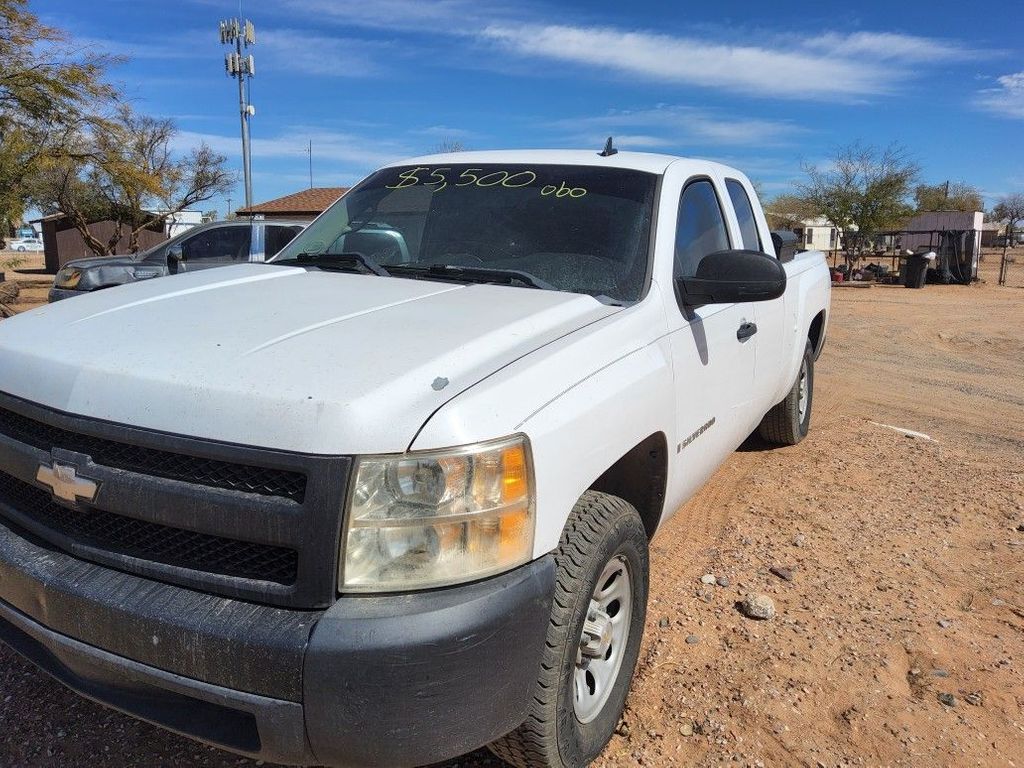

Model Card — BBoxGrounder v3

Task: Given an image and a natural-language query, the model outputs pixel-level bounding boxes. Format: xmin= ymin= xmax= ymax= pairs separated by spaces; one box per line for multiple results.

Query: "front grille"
xmin=0 ymin=406 xmax=306 ymax=502
xmin=0 ymin=470 xmax=298 ymax=585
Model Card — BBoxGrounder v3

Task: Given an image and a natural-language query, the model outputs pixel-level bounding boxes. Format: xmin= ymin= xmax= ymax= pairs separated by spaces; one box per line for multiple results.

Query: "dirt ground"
xmin=0 ymin=256 xmax=1022 ymax=767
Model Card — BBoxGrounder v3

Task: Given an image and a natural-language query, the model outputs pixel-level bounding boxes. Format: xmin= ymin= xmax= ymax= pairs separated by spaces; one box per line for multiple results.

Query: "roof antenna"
xmin=599 ymin=136 xmax=618 ymax=157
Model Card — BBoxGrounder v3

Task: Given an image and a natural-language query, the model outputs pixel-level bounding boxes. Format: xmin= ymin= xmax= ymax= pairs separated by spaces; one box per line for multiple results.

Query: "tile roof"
xmin=235 ymin=187 xmax=348 ymax=215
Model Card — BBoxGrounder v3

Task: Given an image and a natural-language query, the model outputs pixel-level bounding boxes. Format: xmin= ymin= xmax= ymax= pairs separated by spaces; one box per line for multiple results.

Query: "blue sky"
xmin=36 ymin=0 xmax=1024 ymax=215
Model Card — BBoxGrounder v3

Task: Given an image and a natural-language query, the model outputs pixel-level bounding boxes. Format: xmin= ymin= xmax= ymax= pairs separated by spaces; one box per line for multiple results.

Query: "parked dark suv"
xmin=49 ymin=219 xmax=304 ymax=302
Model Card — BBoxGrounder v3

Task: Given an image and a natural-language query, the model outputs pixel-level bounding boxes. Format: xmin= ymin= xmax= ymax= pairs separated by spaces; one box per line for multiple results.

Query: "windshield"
xmin=272 ymin=164 xmax=657 ymax=303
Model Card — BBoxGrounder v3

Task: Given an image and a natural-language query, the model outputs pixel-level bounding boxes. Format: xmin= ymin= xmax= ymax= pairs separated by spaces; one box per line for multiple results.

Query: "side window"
xmin=674 ymin=179 xmax=730 ymax=279
xmin=181 ymin=226 xmax=251 ymax=261
xmin=725 ymin=179 xmax=763 ymax=252
xmin=265 ymin=225 xmax=301 ymax=258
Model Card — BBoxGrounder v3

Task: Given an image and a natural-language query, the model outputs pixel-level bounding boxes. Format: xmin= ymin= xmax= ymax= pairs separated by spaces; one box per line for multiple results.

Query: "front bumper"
xmin=0 ymin=516 xmax=555 ymax=767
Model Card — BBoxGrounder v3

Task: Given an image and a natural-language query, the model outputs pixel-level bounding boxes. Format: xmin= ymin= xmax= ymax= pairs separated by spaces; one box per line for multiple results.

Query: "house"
xmin=32 ymin=214 xmax=167 ymax=272
xmin=161 ymin=210 xmax=204 ymax=238
xmin=792 ymin=217 xmax=843 ymax=252
xmin=234 ymin=187 xmax=348 ymax=222
xmin=981 ymin=221 xmax=1004 ymax=247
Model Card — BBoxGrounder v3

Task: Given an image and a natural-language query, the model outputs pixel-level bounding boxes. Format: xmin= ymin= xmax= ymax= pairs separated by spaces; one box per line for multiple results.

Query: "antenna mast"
xmin=219 ymin=18 xmax=256 ymax=209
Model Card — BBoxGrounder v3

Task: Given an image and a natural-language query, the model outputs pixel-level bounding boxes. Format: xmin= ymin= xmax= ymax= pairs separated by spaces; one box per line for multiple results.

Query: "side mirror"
xmin=676 ymin=249 xmax=787 ymax=305
xmin=167 ymin=244 xmax=185 ymax=262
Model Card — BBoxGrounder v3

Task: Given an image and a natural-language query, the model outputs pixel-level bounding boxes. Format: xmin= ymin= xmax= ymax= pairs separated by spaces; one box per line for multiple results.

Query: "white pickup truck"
xmin=0 ymin=149 xmax=829 ymax=768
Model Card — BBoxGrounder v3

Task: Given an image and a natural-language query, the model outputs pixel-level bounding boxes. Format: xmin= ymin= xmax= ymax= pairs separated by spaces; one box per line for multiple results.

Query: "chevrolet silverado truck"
xmin=0 ymin=149 xmax=829 ymax=768
xmin=48 ymin=218 xmax=305 ymax=302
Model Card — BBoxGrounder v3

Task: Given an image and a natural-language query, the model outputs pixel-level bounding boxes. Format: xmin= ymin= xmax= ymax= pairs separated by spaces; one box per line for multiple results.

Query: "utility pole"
xmin=226 ymin=197 xmax=232 ymax=218
xmin=305 ymin=139 xmax=313 ymax=189
xmin=219 ymin=18 xmax=256 ymax=209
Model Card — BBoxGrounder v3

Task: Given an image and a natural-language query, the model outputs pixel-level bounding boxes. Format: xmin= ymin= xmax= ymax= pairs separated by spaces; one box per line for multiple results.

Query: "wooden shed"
xmin=33 ymin=214 xmax=167 ymax=272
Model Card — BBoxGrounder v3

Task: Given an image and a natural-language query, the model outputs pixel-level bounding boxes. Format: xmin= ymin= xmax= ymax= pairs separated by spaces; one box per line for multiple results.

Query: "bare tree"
xmin=435 ymin=138 xmax=467 ymax=153
xmin=992 ymin=193 xmax=1024 ymax=286
xmin=33 ymin=105 xmax=234 ymax=256
xmin=797 ymin=142 xmax=919 ymax=264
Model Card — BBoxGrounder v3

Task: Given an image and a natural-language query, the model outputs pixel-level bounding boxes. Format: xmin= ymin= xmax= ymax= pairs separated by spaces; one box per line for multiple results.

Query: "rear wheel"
xmin=758 ymin=339 xmax=814 ymax=446
xmin=489 ymin=491 xmax=648 ymax=768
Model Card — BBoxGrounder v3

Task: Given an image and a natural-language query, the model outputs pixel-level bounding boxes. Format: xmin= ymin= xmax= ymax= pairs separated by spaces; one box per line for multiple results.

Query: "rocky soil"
xmin=1 ymin=258 xmax=1022 ymax=767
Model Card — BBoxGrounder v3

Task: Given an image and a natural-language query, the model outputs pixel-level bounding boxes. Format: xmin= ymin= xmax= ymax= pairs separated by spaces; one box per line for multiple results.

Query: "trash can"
xmin=902 ymin=254 xmax=930 ymax=289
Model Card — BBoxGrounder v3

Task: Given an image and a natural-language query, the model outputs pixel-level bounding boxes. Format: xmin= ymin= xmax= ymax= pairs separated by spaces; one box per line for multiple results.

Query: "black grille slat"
xmin=0 ymin=471 xmax=298 ymax=584
xmin=0 ymin=406 xmax=306 ymax=502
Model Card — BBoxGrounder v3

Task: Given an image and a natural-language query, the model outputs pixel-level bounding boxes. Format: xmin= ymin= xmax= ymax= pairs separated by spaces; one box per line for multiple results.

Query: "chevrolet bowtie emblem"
xmin=36 ymin=462 xmax=99 ymax=505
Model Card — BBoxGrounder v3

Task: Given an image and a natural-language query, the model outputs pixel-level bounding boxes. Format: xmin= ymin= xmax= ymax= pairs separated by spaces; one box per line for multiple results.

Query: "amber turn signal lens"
xmin=501 ymin=444 xmax=528 ymax=503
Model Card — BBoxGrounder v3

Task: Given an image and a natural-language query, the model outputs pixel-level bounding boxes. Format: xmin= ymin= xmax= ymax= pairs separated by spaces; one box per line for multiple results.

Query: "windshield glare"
xmin=273 ymin=164 xmax=657 ymax=303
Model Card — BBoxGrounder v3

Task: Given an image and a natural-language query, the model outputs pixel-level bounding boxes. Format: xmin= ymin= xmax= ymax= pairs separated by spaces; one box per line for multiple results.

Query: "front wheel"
xmin=758 ymin=339 xmax=814 ymax=445
xmin=489 ymin=491 xmax=649 ymax=768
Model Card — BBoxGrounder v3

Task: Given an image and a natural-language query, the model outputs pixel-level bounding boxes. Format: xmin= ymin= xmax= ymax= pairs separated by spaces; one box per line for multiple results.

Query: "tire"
xmin=758 ymin=339 xmax=814 ymax=446
xmin=489 ymin=491 xmax=649 ymax=768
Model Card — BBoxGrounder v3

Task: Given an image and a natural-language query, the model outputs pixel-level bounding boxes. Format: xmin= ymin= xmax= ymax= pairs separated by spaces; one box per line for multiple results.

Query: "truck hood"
xmin=0 ymin=264 xmax=619 ymax=453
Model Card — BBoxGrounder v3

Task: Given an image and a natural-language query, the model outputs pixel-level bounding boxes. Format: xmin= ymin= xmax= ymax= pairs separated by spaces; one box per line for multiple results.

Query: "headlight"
xmin=341 ymin=435 xmax=535 ymax=592
xmin=54 ymin=267 xmax=82 ymax=289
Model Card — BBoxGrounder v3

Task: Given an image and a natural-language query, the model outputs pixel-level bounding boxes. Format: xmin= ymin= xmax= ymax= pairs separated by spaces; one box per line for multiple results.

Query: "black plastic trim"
xmin=0 ymin=596 xmax=314 ymax=765
xmin=0 ymin=515 xmax=319 ymax=699
xmin=304 ymin=555 xmax=556 ymax=767
xmin=0 ymin=390 xmax=350 ymax=609
xmin=0 ymin=610 xmax=261 ymax=752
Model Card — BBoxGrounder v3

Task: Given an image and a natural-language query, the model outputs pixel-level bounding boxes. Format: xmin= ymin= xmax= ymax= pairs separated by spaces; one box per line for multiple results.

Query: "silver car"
xmin=50 ymin=219 xmax=304 ymax=302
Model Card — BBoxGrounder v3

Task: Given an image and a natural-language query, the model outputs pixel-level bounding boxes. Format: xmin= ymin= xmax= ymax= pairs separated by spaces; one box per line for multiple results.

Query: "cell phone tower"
xmin=219 ymin=18 xmax=256 ymax=208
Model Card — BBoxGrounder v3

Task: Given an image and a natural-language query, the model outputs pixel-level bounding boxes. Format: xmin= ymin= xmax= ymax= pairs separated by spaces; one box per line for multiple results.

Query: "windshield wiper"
xmin=289 ymin=252 xmax=390 ymax=277
xmin=388 ymin=264 xmax=554 ymax=290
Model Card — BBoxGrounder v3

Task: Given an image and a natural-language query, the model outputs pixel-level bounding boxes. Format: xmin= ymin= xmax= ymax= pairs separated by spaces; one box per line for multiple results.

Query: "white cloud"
xmin=258 ymin=30 xmax=391 ymax=77
xmin=171 ymin=127 xmax=411 ymax=170
xmin=482 ymin=24 xmax=982 ymax=100
xmin=975 ymin=72 xmax=1024 ymax=119
xmin=801 ymin=31 xmax=978 ymax=63
xmin=550 ymin=106 xmax=807 ymax=147
xmin=413 ymin=124 xmax=478 ymax=138
xmin=273 ymin=0 xmax=522 ymax=33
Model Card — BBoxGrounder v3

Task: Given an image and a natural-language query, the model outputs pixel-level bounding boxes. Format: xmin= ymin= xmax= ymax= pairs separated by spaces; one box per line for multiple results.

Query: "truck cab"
xmin=0 ymin=149 xmax=829 ymax=768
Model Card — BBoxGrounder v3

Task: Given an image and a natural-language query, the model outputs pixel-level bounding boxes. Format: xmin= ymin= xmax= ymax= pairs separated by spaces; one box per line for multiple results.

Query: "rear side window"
xmin=266 ymin=225 xmax=302 ymax=258
xmin=181 ymin=225 xmax=251 ymax=261
xmin=674 ymin=180 xmax=730 ymax=279
xmin=725 ymin=179 xmax=762 ymax=252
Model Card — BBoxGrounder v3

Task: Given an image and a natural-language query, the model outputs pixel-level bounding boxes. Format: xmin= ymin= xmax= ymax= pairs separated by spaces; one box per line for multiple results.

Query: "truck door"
xmin=171 ymin=224 xmax=252 ymax=273
xmin=666 ymin=178 xmax=758 ymax=497
xmin=724 ymin=178 xmax=786 ymax=417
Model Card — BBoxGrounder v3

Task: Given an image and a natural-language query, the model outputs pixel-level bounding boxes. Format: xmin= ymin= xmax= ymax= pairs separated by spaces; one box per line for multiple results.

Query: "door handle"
xmin=737 ymin=322 xmax=758 ymax=341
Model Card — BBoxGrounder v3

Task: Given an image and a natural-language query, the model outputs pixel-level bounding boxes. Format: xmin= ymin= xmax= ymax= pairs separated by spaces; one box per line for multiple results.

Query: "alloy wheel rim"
xmin=574 ymin=555 xmax=632 ymax=724
xmin=797 ymin=363 xmax=808 ymax=421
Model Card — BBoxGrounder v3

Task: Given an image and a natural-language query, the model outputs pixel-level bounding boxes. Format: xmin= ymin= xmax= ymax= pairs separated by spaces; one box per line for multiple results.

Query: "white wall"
xmin=162 ymin=210 xmax=204 ymax=238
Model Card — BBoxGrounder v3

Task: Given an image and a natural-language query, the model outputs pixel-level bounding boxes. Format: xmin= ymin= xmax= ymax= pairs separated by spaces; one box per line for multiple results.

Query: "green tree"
xmin=797 ymin=141 xmax=920 ymax=254
xmin=0 ymin=0 xmax=117 ymax=242
xmin=914 ymin=181 xmax=984 ymax=213
xmin=32 ymin=105 xmax=234 ymax=256
xmin=764 ymin=193 xmax=816 ymax=231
